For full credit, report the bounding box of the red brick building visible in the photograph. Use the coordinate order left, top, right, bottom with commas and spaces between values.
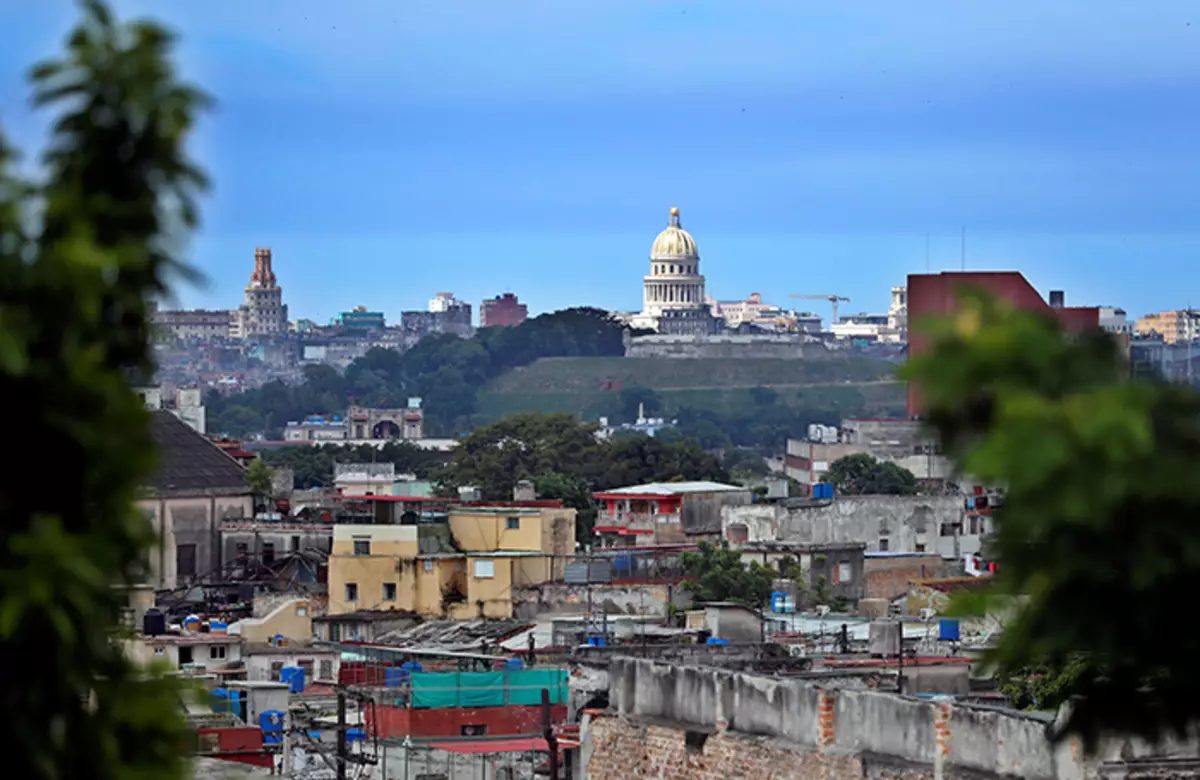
480, 293, 528, 328
906, 271, 1100, 417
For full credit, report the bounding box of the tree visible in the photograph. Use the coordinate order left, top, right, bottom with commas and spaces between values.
680, 541, 775, 607
826, 453, 917, 495
244, 458, 276, 496
904, 291, 1200, 748
0, 2, 206, 777
441, 413, 730, 542
618, 385, 662, 421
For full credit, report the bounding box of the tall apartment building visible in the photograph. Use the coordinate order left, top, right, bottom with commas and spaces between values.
232, 248, 288, 339
1136, 309, 1200, 344
480, 293, 528, 328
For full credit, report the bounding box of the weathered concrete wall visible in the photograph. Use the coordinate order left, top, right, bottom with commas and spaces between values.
680, 490, 754, 536
512, 582, 687, 620
724, 496, 981, 558
585, 658, 1200, 780
140, 495, 254, 590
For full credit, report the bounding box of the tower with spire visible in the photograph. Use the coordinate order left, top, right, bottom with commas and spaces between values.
233, 247, 288, 338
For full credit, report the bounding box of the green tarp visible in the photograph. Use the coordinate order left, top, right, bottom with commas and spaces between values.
410, 669, 568, 709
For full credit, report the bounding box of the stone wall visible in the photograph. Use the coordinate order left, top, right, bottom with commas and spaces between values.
582, 658, 1200, 780
864, 553, 958, 601
625, 333, 835, 359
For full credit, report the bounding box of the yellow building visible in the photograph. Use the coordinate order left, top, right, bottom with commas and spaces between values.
1136, 309, 1200, 344
327, 502, 576, 621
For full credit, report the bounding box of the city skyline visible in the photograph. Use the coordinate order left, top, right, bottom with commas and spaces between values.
4, 1, 1199, 322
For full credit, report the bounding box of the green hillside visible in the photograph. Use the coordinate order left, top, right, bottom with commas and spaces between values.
476, 356, 906, 423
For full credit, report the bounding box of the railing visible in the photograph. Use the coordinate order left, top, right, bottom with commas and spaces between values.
555, 552, 686, 584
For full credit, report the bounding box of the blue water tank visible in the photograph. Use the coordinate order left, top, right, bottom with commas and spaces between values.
613, 556, 632, 572
504, 657, 526, 671
939, 618, 961, 642
346, 728, 366, 743
813, 483, 834, 500
280, 665, 305, 693
208, 620, 227, 634
586, 635, 605, 647
706, 637, 730, 645
260, 710, 285, 744
211, 688, 229, 713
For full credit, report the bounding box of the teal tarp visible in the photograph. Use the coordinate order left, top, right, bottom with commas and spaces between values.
410, 669, 568, 709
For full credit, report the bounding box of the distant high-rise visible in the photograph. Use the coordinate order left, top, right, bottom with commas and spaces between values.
233, 247, 288, 338
480, 293, 528, 328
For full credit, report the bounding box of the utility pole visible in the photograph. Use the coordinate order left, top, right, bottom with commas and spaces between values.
541, 688, 560, 780
896, 620, 905, 695
336, 691, 348, 780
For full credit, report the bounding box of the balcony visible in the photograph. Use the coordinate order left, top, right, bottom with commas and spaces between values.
594, 512, 679, 536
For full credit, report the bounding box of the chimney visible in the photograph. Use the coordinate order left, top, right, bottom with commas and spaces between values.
512, 480, 536, 502
1049, 290, 1065, 309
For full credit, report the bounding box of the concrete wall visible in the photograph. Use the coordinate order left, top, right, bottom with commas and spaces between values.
513, 582, 687, 620
231, 597, 313, 642
140, 494, 254, 590
585, 658, 1200, 780
680, 491, 753, 536
723, 496, 981, 559
864, 553, 959, 601
219, 523, 331, 566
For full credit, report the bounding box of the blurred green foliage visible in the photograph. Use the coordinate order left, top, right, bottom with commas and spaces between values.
0, 1, 207, 778
681, 541, 775, 608
905, 291, 1200, 749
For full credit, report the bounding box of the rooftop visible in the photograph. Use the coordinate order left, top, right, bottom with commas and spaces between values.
595, 481, 746, 497
373, 618, 532, 651
147, 412, 250, 496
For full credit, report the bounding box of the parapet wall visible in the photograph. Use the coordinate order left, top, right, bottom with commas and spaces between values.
584, 658, 1200, 780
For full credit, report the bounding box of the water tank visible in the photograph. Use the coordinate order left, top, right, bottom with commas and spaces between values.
182, 614, 201, 632
504, 657, 526, 671
260, 710, 285, 745
705, 637, 729, 645
938, 618, 961, 642
208, 620, 227, 634
143, 608, 166, 636
280, 666, 305, 693
211, 688, 229, 714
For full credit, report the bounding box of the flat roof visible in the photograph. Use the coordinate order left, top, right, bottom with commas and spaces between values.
595, 481, 746, 497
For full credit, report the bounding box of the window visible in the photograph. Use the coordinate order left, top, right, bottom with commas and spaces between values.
940, 522, 961, 537
176, 544, 197, 578
461, 724, 487, 736
383, 582, 397, 601
837, 562, 853, 583
291, 535, 301, 552
353, 539, 371, 556
298, 659, 314, 679
878, 538, 889, 552
473, 560, 495, 579
345, 583, 359, 602
154, 646, 165, 657
262, 542, 275, 565
271, 661, 284, 680
423, 560, 434, 572
915, 542, 926, 553
505, 517, 520, 530
235, 542, 249, 558
329, 623, 341, 641
319, 660, 333, 680
209, 645, 227, 660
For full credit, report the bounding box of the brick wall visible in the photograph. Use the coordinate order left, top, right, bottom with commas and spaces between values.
586, 715, 861, 780
863, 554, 948, 601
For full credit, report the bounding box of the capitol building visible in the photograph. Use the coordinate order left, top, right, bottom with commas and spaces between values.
627, 207, 720, 336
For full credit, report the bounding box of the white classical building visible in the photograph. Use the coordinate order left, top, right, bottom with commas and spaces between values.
629, 207, 719, 335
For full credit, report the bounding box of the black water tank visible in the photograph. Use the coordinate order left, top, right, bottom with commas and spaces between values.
143, 608, 166, 636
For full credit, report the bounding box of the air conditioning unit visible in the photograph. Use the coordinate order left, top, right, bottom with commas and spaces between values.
919, 608, 934, 621
815, 605, 831, 617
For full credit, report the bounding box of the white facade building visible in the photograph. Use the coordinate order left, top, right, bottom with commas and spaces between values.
1098, 306, 1132, 335
629, 208, 715, 334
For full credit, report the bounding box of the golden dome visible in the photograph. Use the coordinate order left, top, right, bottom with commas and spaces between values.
651, 207, 698, 259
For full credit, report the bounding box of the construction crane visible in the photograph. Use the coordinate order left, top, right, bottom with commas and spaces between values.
788, 294, 851, 325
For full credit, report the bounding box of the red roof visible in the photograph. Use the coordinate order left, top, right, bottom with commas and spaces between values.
426, 737, 548, 754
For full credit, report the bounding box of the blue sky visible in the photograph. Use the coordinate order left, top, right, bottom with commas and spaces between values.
2, 1, 1199, 322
